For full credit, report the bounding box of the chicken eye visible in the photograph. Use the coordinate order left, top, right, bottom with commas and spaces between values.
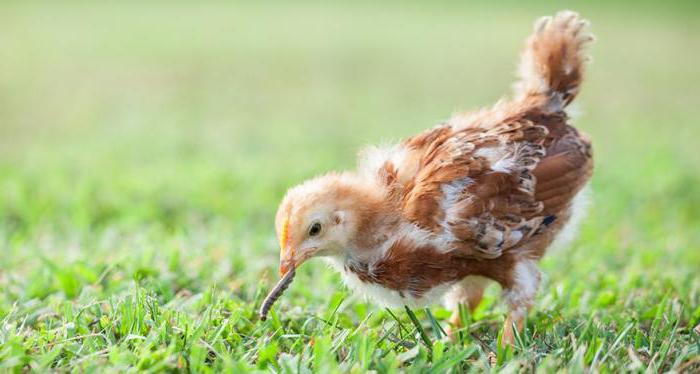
308, 222, 322, 237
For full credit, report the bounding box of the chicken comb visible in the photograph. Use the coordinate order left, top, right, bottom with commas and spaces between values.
280, 215, 291, 253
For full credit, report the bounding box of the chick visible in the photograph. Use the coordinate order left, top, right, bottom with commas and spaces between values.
271, 11, 594, 344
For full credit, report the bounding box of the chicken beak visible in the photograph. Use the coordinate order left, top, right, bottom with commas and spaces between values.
279, 256, 295, 277
279, 247, 313, 276
277, 216, 314, 276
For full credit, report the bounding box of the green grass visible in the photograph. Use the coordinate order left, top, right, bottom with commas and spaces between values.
1, 1, 699, 372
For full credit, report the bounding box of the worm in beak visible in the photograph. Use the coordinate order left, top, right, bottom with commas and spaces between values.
259, 267, 296, 321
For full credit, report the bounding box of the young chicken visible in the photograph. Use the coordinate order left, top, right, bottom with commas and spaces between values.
272, 11, 594, 344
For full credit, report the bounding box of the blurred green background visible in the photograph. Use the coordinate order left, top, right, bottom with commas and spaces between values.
1, 1, 699, 371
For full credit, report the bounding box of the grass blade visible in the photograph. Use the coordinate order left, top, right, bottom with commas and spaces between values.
424, 308, 446, 340
404, 306, 432, 350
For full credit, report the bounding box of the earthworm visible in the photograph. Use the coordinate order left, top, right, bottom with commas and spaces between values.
259, 268, 296, 321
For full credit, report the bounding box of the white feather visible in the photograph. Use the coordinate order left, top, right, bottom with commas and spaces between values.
502, 260, 540, 318
550, 185, 591, 251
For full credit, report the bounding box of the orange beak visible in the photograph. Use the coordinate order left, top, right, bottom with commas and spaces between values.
277, 216, 318, 275
280, 249, 314, 276
279, 258, 294, 277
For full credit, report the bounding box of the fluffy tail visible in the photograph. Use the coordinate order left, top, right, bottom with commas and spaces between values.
513, 11, 594, 111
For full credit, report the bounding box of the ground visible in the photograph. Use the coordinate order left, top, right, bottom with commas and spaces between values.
1, 1, 699, 372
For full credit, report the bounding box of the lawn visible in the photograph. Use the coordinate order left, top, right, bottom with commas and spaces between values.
1, 1, 699, 372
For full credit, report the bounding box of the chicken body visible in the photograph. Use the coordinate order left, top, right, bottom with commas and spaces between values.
275, 11, 594, 344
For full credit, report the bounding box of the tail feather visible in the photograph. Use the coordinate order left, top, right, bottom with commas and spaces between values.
513, 11, 594, 111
